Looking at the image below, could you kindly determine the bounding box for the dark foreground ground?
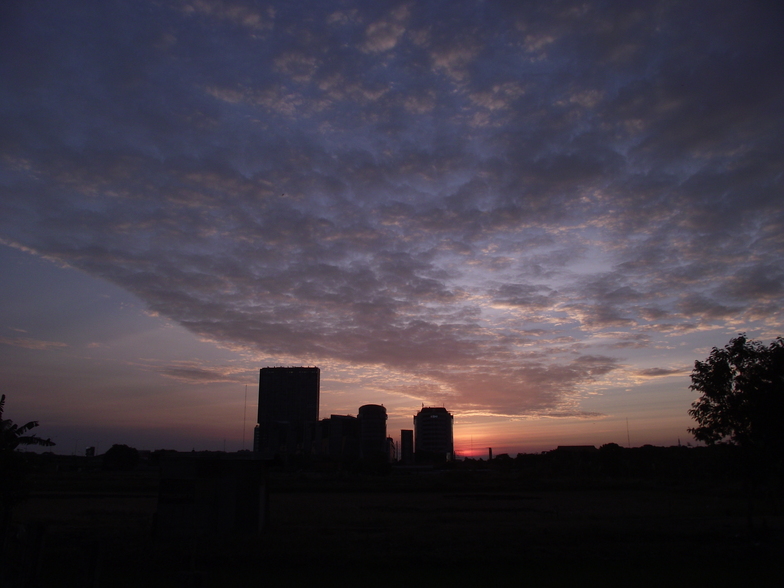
[5,465,784,587]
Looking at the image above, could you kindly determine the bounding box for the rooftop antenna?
[242,384,248,451]
[626,417,631,449]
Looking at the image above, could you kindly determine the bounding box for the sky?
[1,0,783,457]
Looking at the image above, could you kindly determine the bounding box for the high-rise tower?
[358,404,387,461]
[414,406,454,463]
[255,366,319,458]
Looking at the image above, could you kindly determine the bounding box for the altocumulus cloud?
[1,0,782,418]
[154,362,255,384]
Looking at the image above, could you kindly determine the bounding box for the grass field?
[5,466,784,587]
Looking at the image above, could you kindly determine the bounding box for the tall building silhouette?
[400,429,414,465]
[414,406,454,463]
[255,366,319,459]
[358,404,387,461]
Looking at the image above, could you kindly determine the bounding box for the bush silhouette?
[102,444,140,471]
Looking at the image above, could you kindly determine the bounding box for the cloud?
[179,0,273,31]
[156,362,249,384]
[362,6,408,53]
[635,367,686,378]
[0,337,68,351]
[1,0,782,420]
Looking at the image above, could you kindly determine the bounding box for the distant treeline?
[455,443,781,484]
[24,442,778,482]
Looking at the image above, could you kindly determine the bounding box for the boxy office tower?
[414,406,454,463]
[255,367,320,459]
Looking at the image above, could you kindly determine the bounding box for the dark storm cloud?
[2,0,783,416]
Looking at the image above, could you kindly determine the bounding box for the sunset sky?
[1,0,782,457]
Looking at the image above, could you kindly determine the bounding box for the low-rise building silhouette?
[317,414,360,462]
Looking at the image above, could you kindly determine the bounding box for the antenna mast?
[626,417,631,448]
[242,384,248,451]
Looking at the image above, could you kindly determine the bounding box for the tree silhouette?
[1,394,55,564]
[102,444,140,471]
[0,395,55,452]
[688,334,784,458]
[688,334,784,534]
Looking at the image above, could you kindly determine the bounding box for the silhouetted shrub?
[102,444,140,471]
